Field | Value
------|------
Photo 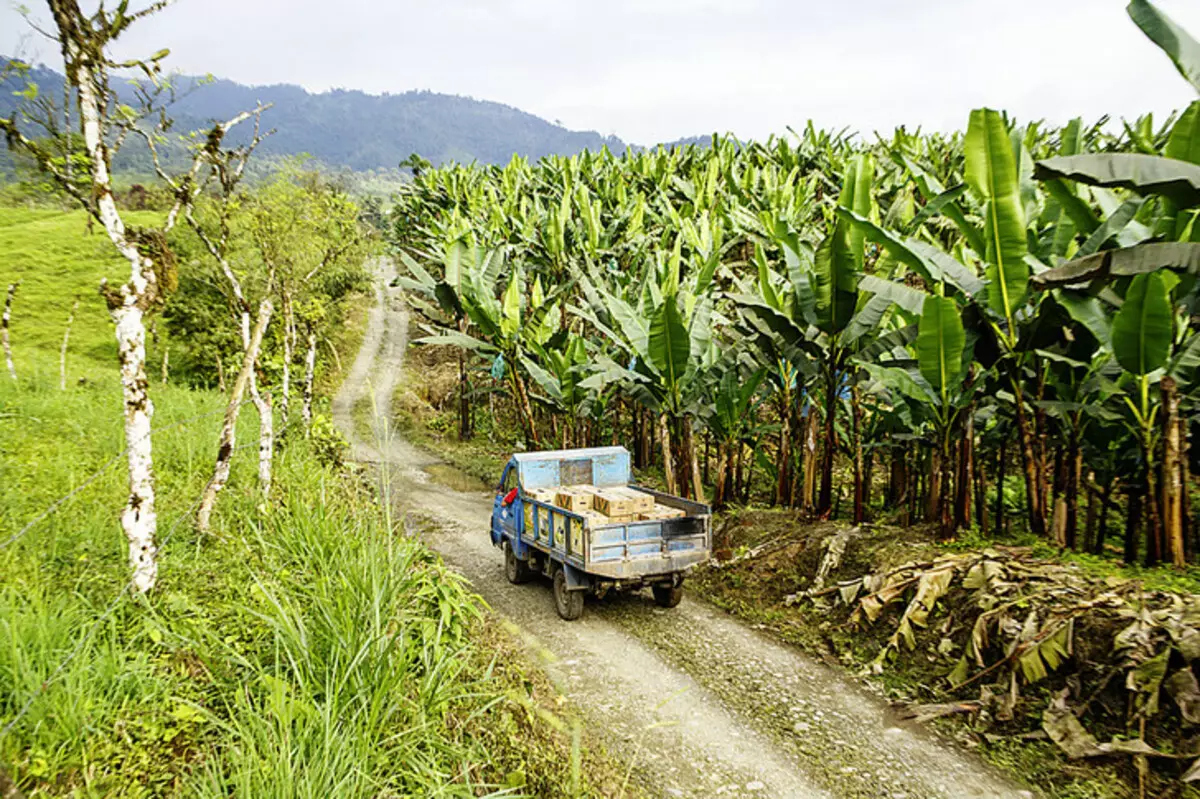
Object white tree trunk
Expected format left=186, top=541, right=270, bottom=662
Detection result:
left=280, top=294, right=293, bottom=423
left=3, top=282, right=17, bottom=380
left=60, top=298, right=77, bottom=390
left=303, top=329, right=316, bottom=428
left=113, top=301, right=158, bottom=593
left=68, top=30, right=161, bottom=593
left=216, top=354, right=227, bottom=393
left=256, top=389, right=274, bottom=497
left=161, top=347, right=169, bottom=384
left=238, top=308, right=275, bottom=496
left=197, top=298, right=273, bottom=533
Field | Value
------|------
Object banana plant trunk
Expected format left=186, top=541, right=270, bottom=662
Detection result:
left=1162, top=376, right=1185, bottom=567
left=1143, top=421, right=1165, bottom=567
left=851, top=384, right=864, bottom=524
left=776, top=388, right=793, bottom=507
left=1124, top=485, right=1142, bottom=565
left=509, top=367, right=540, bottom=448
left=817, top=365, right=838, bottom=518
left=954, top=404, right=974, bottom=532
left=683, top=415, right=705, bottom=504
left=974, top=452, right=989, bottom=536
left=1011, top=384, right=1047, bottom=536
left=713, top=440, right=729, bottom=509
left=659, top=413, right=678, bottom=495
left=802, top=407, right=819, bottom=513
left=1065, top=421, right=1082, bottom=551
left=995, top=437, right=1008, bottom=536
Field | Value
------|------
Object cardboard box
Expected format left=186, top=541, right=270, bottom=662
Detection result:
left=639, top=504, right=686, bottom=521
left=594, top=486, right=654, bottom=517
left=525, top=487, right=558, bottom=505
left=555, top=487, right=595, bottom=513
left=579, top=510, right=608, bottom=527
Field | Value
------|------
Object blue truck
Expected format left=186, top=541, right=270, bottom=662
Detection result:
left=490, top=446, right=711, bottom=620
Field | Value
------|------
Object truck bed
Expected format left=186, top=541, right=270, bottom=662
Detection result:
left=521, top=485, right=710, bottom=580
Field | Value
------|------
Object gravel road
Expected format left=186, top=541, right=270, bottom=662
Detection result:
left=333, top=264, right=1035, bottom=799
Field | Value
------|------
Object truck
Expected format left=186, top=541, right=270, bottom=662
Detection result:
left=489, top=446, right=711, bottom=620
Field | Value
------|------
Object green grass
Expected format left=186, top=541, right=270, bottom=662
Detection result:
left=0, top=206, right=167, bottom=380
left=0, top=206, right=627, bottom=797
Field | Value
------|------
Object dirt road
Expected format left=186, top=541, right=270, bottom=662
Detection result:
left=333, top=266, right=1034, bottom=799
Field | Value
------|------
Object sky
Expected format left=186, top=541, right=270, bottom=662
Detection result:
left=4, top=0, right=1200, bottom=146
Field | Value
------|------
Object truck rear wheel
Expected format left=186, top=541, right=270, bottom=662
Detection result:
left=504, top=541, right=534, bottom=584
left=652, top=582, right=684, bottom=609
left=553, top=567, right=584, bottom=620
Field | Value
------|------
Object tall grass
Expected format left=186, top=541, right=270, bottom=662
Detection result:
left=0, top=206, right=607, bottom=797
left=0, top=369, right=525, bottom=795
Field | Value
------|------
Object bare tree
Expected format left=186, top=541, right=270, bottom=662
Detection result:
left=0, top=0, right=260, bottom=592
left=179, top=113, right=280, bottom=529
left=196, top=298, right=273, bottom=532
left=3, top=282, right=17, bottom=381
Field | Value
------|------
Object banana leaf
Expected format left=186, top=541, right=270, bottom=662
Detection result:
left=1128, top=0, right=1200, bottom=94
left=1111, top=271, right=1173, bottom=376
left=966, top=108, right=1029, bottom=324
left=1035, top=153, right=1200, bottom=207
left=1032, top=242, right=1200, bottom=287
left=917, top=295, right=966, bottom=399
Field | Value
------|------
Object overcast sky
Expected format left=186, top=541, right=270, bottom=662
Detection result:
left=4, top=0, right=1200, bottom=146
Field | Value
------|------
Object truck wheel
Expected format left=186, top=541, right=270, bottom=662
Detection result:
left=652, top=582, right=684, bottom=609
left=553, top=567, right=584, bottom=621
left=504, top=541, right=534, bottom=584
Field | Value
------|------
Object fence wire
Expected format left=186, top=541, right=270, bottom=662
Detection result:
left=1, top=399, right=254, bottom=551
left=0, top=429, right=285, bottom=742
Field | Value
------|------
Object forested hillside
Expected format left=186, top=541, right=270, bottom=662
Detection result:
left=0, top=57, right=627, bottom=172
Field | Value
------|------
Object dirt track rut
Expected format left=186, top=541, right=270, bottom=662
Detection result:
left=333, top=264, right=1035, bottom=799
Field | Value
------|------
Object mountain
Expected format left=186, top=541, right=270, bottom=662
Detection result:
left=0, top=58, right=628, bottom=171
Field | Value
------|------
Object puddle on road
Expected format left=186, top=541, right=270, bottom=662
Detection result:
left=423, top=463, right=491, bottom=493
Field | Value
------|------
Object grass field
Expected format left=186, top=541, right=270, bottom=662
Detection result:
left=0, top=206, right=623, bottom=797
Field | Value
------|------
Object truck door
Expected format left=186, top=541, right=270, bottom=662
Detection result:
left=491, top=461, right=521, bottom=547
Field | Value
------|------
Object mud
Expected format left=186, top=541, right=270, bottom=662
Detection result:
left=332, top=263, right=1035, bottom=799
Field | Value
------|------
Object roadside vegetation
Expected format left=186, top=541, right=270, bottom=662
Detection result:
left=0, top=3, right=635, bottom=794
left=386, top=3, right=1200, bottom=794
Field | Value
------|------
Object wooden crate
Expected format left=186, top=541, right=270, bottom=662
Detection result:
left=555, top=486, right=595, bottom=513
left=639, top=504, right=686, bottom=521
left=525, top=487, right=558, bottom=504
left=594, top=486, right=653, bottom=517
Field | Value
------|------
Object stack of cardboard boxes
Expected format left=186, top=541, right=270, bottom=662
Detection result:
left=525, top=484, right=685, bottom=525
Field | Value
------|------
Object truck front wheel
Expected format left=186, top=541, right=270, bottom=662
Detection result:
left=553, top=567, right=585, bottom=620
left=504, top=541, right=534, bottom=585
left=652, top=582, right=684, bottom=609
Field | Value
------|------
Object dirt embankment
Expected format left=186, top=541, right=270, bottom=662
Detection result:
left=693, top=511, right=1200, bottom=799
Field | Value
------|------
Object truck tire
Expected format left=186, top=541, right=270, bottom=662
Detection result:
left=504, top=541, right=534, bottom=584
left=652, top=582, right=684, bottom=609
left=553, top=567, right=584, bottom=620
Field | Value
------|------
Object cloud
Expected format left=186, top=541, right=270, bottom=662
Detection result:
left=3, top=0, right=1199, bottom=145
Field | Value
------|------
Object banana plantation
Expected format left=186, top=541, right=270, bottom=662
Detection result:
left=391, top=4, right=1200, bottom=572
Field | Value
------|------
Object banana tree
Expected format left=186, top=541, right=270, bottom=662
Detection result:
left=861, top=293, right=971, bottom=537
left=406, top=242, right=567, bottom=448
left=573, top=237, right=718, bottom=499
left=522, top=333, right=594, bottom=448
